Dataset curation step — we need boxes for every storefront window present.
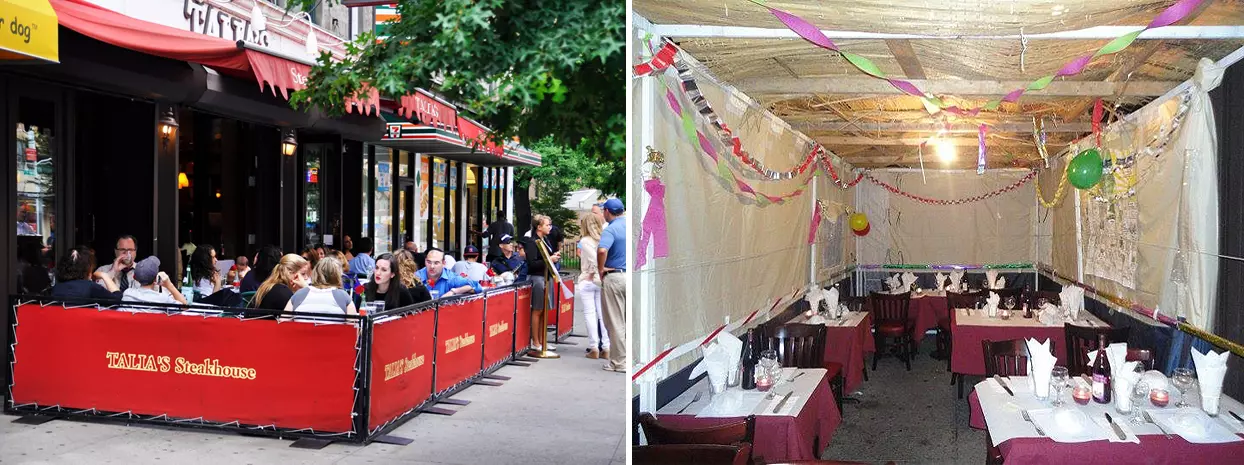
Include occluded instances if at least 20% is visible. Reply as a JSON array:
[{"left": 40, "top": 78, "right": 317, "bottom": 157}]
[
  {"left": 373, "top": 147, "right": 393, "bottom": 254},
  {"left": 361, "top": 144, "right": 372, "bottom": 244},
  {"left": 449, "top": 162, "right": 457, "bottom": 254},
  {"left": 418, "top": 155, "right": 429, "bottom": 251},
  {"left": 15, "top": 97, "right": 57, "bottom": 287},
  {"left": 432, "top": 158, "right": 446, "bottom": 249},
  {"left": 303, "top": 144, "right": 328, "bottom": 247}
]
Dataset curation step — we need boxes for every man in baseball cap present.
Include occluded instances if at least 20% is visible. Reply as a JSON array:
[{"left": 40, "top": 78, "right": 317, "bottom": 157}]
[
  {"left": 452, "top": 245, "right": 490, "bottom": 281},
  {"left": 490, "top": 234, "right": 527, "bottom": 280},
  {"left": 120, "top": 256, "right": 188, "bottom": 307},
  {"left": 597, "top": 198, "right": 627, "bottom": 372}
]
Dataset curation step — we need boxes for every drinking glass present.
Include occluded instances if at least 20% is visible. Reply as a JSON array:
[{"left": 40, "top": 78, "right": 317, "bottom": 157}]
[
  {"left": 1050, "top": 366, "right": 1069, "bottom": 407},
  {"left": 1172, "top": 367, "right": 1196, "bottom": 408},
  {"left": 1036, "top": 297, "right": 1049, "bottom": 309},
  {"left": 1003, "top": 296, "right": 1017, "bottom": 311},
  {"left": 1130, "top": 381, "right": 1151, "bottom": 424}
]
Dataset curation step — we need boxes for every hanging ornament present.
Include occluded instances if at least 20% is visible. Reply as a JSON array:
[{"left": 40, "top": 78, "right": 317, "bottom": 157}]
[
  {"left": 1068, "top": 148, "right": 1105, "bottom": 189},
  {"left": 853, "top": 223, "right": 871, "bottom": 237},
  {"left": 1033, "top": 116, "right": 1050, "bottom": 169},
  {"left": 849, "top": 213, "right": 869, "bottom": 232},
  {"left": 977, "top": 124, "right": 987, "bottom": 174}
]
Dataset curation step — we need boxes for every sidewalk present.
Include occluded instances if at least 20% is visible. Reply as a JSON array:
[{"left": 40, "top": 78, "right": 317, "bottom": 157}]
[{"left": 0, "top": 337, "right": 625, "bottom": 465}]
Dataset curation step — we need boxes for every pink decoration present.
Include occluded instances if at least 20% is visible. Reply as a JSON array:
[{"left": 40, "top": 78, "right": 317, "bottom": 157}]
[
  {"left": 636, "top": 178, "right": 669, "bottom": 270},
  {"left": 808, "top": 202, "right": 823, "bottom": 244}
]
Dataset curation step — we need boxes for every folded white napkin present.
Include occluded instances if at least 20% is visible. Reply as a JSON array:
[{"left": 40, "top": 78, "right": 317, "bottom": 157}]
[
  {"left": 934, "top": 272, "right": 946, "bottom": 291},
  {"left": 986, "top": 292, "right": 1001, "bottom": 317},
  {"left": 995, "top": 276, "right": 1006, "bottom": 289},
  {"left": 804, "top": 284, "right": 824, "bottom": 315},
  {"left": 807, "top": 314, "right": 828, "bottom": 325},
  {"left": 1112, "top": 361, "right": 1142, "bottom": 411},
  {"left": 1060, "top": 285, "right": 1085, "bottom": 320},
  {"left": 950, "top": 271, "right": 965, "bottom": 290},
  {"left": 691, "top": 332, "right": 743, "bottom": 390},
  {"left": 886, "top": 274, "right": 902, "bottom": 291},
  {"left": 1025, "top": 338, "right": 1057, "bottom": 398},
  {"left": 1085, "top": 342, "right": 1129, "bottom": 379},
  {"left": 1192, "top": 348, "right": 1230, "bottom": 414},
  {"left": 1141, "top": 370, "right": 1169, "bottom": 391},
  {"left": 901, "top": 272, "right": 918, "bottom": 291},
  {"left": 986, "top": 270, "right": 999, "bottom": 289},
  {"left": 827, "top": 286, "right": 839, "bottom": 314}
]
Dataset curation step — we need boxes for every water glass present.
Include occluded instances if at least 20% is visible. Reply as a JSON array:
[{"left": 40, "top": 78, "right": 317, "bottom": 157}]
[
  {"left": 1172, "top": 368, "right": 1196, "bottom": 408},
  {"left": 1003, "top": 296, "right": 1017, "bottom": 311},
  {"left": 1130, "top": 382, "right": 1150, "bottom": 424},
  {"left": 1049, "top": 366, "right": 1069, "bottom": 407}
]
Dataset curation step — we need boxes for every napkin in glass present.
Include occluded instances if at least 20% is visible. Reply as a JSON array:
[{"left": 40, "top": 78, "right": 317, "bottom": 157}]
[
  {"left": 1025, "top": 338, "right": 1057, "bottom": 397},
  {"left": 934, "top": 272, "right": 946, "bottom": 291},
  {"left": 804, "top": 283, "right": 824, "bottom": 315},
  {"left": 1059, "top": 285, "right": 1085, "bottom": 320},
  {"left": 826, "top": 286, "right": 839, "bottom": 313},
  {"left": 950, "top": 270, "right": 965, "bottom": 290},
  {"left": 1038, "top": 302, "right": 1062, "bottom": 326},
  {"left": 901, "top": 272, "right": 918, "bottom": 291},
  {"left": 995, "top": 276, "right": 1006, "bottom": 289},
  {"left": 985, "top": 270, "right": 999, "bottom": 289},
  {"left": 691, "top": 332, "right": 742, "bottom": 391},
  {"left": 1111, "top": 361, "right": 1142, "bottom": 411},
  {"left": 1192, "top": 348, "right": 1230, "bottom": 415},
  {"left": 986, "top": 291, "right": 1000, "bottom": 317},
  {"left": 886, "top": 274, "right": 902, "bottom": 291}
]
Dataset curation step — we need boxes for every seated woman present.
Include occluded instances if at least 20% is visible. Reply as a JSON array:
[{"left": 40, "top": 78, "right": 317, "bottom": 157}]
[
  {"left": 364, "top": 253, "right": 428, "bottom": 311},
  {"left": 284, "top": 256, "right": 357, "bottom": 321},
  {"left": 50, "top": 246, "right": 121, "bottom": 301},
  {"left": 240, "top": 245, "right": 282, "bottom": 293},
  {"left": 190, "top": 244, "right": 223, "bottom": 298},
  {"left": 392, "top": 249, "right": 433, "bottom": 303},
  {"left": 250, "top": 254, "right": 310, "bottom": 313}
]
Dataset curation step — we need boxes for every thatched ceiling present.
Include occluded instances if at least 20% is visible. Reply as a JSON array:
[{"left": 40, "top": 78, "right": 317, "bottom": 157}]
[{"left": 636, "top": 0, "right": 1244, "bottom": 168}]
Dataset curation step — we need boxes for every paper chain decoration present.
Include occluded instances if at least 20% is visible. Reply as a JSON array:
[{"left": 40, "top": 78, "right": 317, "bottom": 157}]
[
  {"left": 864, "top": 170, "right": 1038, "bottom": 206},
  {"left": 747, "top": 0, "right": 1204, "bottom": 116}
]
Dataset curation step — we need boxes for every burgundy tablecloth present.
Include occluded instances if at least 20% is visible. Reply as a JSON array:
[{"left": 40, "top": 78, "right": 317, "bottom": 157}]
[
  {"left": 867, "top": 295, "right": 948, "bottom": 342},
  {"left": 825, "top": 313, "right": 875, "bottom": 393},
  {"left": 656, "top": 373, "right": 842, "bottom": 462},
  {"left": 950, "top": 311, "right": 1072, "bottom": 376},
  {"left": 968, "top": 390, "right": 1244, "bottom": 464}
]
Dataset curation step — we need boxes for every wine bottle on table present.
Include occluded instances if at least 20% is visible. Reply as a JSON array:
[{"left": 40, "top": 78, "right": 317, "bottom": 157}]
[
  {"left": 740, "top": 329, "right": 757, "bottom": 390},
  {"left": 1091, "top": 334, "right": 1112, "bottom": 403}
]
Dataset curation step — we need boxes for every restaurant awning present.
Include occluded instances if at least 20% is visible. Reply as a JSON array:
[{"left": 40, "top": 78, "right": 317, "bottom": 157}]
[
  {"left": 0, "top": 0, "right": 58, "bottom": 63},
  {"left": 377, "top": 110, "right": 542, "bottom": 167}
]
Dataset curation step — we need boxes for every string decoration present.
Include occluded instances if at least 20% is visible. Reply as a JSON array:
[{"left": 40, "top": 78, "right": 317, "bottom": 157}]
[{"left": 865, "top": 170, "right": 1038, "bottom": 206}]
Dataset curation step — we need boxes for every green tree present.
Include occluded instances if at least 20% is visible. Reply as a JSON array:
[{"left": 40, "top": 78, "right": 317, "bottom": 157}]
[
  {"left": 516, "top": 137, "right": 614, "bottom": 237},
  {"left": 289, "top": 0, "right": 625, "bottom": 195}
]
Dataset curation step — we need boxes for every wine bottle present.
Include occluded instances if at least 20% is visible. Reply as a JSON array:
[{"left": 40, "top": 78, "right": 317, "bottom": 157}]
[
  {"left": 1091, "top": 334, "right": 1112, "bottom": 403},
  {"left": 740, "top": 329, "right": 757, "bottom": 390}
]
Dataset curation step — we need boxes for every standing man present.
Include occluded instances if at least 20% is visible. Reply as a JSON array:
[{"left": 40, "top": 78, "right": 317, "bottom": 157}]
[
  {"left": 416, "top": 248, "right": 481, "bottom": 299},
  {"left": 591, "top": 203, "right": 605, "bottom": 221},
  {"left": 483, "top": 209, "right": 514, "bottom": 262},
  {"left": 597, "top": 199, "right": 627, "bottom": 373},
  {"left": 96, "top": 235, "right": 140, "bottom": 291}
]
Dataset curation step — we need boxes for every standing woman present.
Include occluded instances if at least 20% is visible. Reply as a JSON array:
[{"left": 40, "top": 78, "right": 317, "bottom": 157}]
[
  {"left": 521, "top": 214, "right": 561, "bottom": 352},
  {"left": 251, "top": 254, "right": 310, "bottom": 312},
  {"left": 364, "top": 253, "right": 422, "bottom": 309},
  {"left": 190, "top": 244, "right": 222, "bottom": 298},
  {"left": 577, "top": 214, "right": 609, "bottom": 359},
  {"left": 392, "top": 249, "right": 433, "bottom": 303}
]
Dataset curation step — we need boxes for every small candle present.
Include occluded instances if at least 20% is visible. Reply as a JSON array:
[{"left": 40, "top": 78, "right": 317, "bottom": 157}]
[
  {"left": 1072, "top": 386, "right": 1092, "bottom": 405},
  {"left": 805, "top": 310, "right": 816, "bottom": 318},
  {"left": 1150, "top": 389, "right": 1170, "bottom": 408},
  {"left": 756, "top": 378, "right": 773, "bottom": 392}
]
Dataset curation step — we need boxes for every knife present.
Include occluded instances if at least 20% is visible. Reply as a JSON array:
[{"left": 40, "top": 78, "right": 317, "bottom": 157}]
[
  {"left": 772, "top": 391, "right": 794, "bottom": 414},
  {"left": 993, "top": 375, "right": 1014, "bottom": 396},
  {"left": 1104, "top": 413, "right": 1127, "bottom": 441},
  {"left": 1231, "top": 410, "right": 1244, "bottom": 424}
]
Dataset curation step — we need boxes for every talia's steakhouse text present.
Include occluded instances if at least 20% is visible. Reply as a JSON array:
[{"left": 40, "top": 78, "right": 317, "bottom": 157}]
[{"left": 105, "top": 351, "right": 257, "bottom": 380}]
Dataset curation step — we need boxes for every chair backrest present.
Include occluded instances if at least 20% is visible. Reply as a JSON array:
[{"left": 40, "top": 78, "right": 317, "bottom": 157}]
[
  {"left": 762, "top": 324, "right": 827, "bottom": 370},
  {"left": 981, "top": 339, "right": 1051, "bottom": 377},
  {"left": 1063, "top": 324, "right": 1130, "bottom": 376},
  {"left": 868, "top": 292, "right": 911, "bottom": 324},
  {"left": 240, "top": 291, "right": 257, "bottom": 307},
  {"left": 840, "top": 295, "right": 865, "bottom": 312},
  {"left": 638, "top": 413, "right": 756, "bottom": 445},
  {"left": 1127, "top": 348, "right": 1155, "bottom": 371},
  {"left": 633, "top": 443, "right": 751, "bottom": 465},
  {"left": 946, "top": 290, "right": 987, "bottom": 310}
]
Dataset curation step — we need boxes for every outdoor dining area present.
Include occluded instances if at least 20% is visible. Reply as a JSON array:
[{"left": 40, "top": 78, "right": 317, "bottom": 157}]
[{"left": 632, "top": 0, "right": 1244, "bottom": 463}]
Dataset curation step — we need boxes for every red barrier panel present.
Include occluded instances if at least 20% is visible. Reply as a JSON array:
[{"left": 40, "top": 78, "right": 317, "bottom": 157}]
[
  {"left": 483, "top": 289, "right": 516, "bottom": 367},
  {"left": 434, "top": 298, "right": 485, "bottom": 392},
  {"left": 558, "top": 278, "right": 575, "bottom": 340},
  {"left": 368, "top": 310, "right": 435, "bottom": 431},
  {"left": 515, "top": 286, "right": 533, "bottom": 353},
  {"left": 10, "top": 304, "right": 358, "bottom": 433}
]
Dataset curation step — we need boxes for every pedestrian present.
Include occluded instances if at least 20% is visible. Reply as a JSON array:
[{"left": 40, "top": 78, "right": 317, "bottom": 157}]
[
  {"left": 483, "top": 209, "right": 514, "bottom": 261},
  {"left": 521, "top": 214, "right": 561, "bottom": 352},
  {"left": 577, "top": 214, "right": 609, "bottom": 359},
  {"left": 597, "top": 198, "right": 627, "bottom": 372}
]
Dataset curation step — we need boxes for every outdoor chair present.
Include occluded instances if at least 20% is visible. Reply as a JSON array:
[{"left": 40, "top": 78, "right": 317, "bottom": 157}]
[
  {"left": 762, "top": 324, "right": 845, "bottom": 417},
  {"left": 868, "top": 292, "right": 913, "bottom": 371},
  {"left": 981, "top": 339, "right": 1056, "bottom": 378},
  {"left": 1127, "top": 348, "right": 1156, "bottom": 371},
  {"left": 945, "top": 290, "right": 986, "bottom": 397},
  {"left": 634, "top": 443, "right": 752, "bottom": 465},
  {"left": 1063, "top": 324, "right": 1130, "bottom": 376},
  {"left": 638, "top": 413, "right": 756, "bottom": 446}
]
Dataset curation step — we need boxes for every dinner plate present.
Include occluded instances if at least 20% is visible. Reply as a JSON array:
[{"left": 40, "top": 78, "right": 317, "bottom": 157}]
[
  {"left": 1028, "top": 407, "right": 1107, "bottom": 443},
  {"left": 1150, "top": 410, "right": 1243, "bottom": 443}
]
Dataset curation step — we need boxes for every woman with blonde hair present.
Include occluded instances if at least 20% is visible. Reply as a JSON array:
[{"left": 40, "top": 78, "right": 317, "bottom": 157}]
[
  {"left": 391, "top": 249, "right": 433, "bottom": 303},
  {"left": 577, "top": 214, "right": 609, "bottom": 359},
  {"left": 251, "top": 254, "right": 310, "bottom": 311},
  {"left": 285, "top": 256, "right": 356, "bottom": 318}
]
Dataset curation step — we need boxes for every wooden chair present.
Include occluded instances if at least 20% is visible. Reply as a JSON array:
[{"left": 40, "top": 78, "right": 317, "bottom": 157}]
[
  {"left": 1127, "top": 348, "right": 1155, "bottom": 371},
  {"left": 945, "top": 290, "right": 986, "bottom": 397},
  {"left": 634, "top": 443, "right": 752, "bottom": 465},
  {"left": 869, "top": 292, "right": 913, "bottom": 371},
  {"left": 638, "top": 413, "right": 756, "bottom": 446},
  {"left": 1063, "top": 324, "right": 1130, "bottom": 377},
  {"left": 980, "top": 339, "right": 1056, "bottom": 378},
  {"left": 762, "top": 324, "right": 845, "bottom": 417}
]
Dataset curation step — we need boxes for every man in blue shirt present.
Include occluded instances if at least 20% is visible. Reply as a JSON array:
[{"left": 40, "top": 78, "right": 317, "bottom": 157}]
[
  {"left": 417, "top": 248, "right": 481, "bottom": 299},
  {"left": 597, "top": 198, "right": 627, "bottom": 373},
  {"left": 489, "top": 234, "right": 527, "bottom": 280},
  {"left": 347, "top": 237, "right": 376, "bottom": 277}
]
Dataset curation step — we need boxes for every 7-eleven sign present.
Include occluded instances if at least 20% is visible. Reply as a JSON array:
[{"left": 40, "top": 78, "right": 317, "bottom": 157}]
[{"left": 375, "top": 4, "right": 399, "bottom": 42}]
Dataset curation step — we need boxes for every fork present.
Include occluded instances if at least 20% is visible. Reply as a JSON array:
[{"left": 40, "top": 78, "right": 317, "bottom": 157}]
[
  {"left": 676, "top": 392, "right": 702, "bottom": 414},
  {"left": 1021, "top": 410, "right": 1046, "bottom": 436},
  {"left": 1143, "top": 410, "right": 1173, "bottom": 439}
]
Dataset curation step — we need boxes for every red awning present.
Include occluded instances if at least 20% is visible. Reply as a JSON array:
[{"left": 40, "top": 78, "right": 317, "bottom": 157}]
[
  {"left": 50, "top": 0, "right": 373, "bottom": 114},
  {"left": 398, "top": 90, "right": 457, "bottom": 131},
  {"left": 456, "top": 116, "right": 504, "bottom": 156}
]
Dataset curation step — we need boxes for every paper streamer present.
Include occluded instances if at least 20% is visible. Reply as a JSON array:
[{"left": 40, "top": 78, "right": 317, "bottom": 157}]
[
  {"left": 1093, "top": 98, "right": 1105, "bottom": 147},
  {"left": 977, "top": 124, "right": 987, "bottom": 174},
  {"left": 633, "top": 42, "right": 678, "bottom": 76},
  {"left": 807, "top": 201, "right": 823, "bottom": 244},
  {"left": 637, "top": 178, "right": 669, "bottom": 269},
  {"left": 748, "top": 0, "right": 1204, "bottom": 115}
]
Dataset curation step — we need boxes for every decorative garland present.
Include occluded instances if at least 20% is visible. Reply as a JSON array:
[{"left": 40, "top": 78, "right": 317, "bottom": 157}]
[
  {"left": 815, "top": 146, "right": 865, "bottom": 188},
  {"left": 864, "top": 170, "right": 1038, "bottom": 206},
  {"left": 1036, "top": 168, "right": 1072, "bottom": 208},
  {"left": 747, "top": 0, "right": 1204, "bottom": 116},
  {"left": 858, "top": 263, "right": 1034, "bottom": 270}
]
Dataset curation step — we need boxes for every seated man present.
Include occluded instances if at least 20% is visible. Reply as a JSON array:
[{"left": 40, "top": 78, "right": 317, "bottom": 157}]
[
  {"left": 452, "top": 245, "right": 490, "bottom": 281},
  {"left": 417, "top": 248, "right": 481, "bottom": 299},
  {"left": 489, "top": 234, "right": 526, "bottom": 280},
  {"left": 122, "top": 256, "right": 188, "bottom": 311}
]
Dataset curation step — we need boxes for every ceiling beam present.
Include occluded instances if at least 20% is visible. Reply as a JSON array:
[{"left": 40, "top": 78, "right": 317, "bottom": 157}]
[
  {"left": 737, "top": 77, "right": 1180, "bottom": 97},
  {"left": 652, "top": 24, "right": 1244, "bottom": 40},
  {"left": 885, "top": 40, "right": 926, "bottom": 79},
  {"left": 818, "top": 136, "right": 1071, "bottom": 147},
  {"left": 794, "top": 121, "right": 1092, "bottom": 133}
]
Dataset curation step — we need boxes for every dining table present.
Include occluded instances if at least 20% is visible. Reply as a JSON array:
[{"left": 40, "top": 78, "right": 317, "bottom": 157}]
[
  {"left": 788, "top": 311, "right": 875, "bottom": 394},
  {"left": 969, "top": 376, "right": 1244, "bottom": 464},
  {"left": 951, "top": 308, "right": 1108, "bottom": 376},
  {"left": 654, "top": 367, "right": 842, "bottom": 462}
]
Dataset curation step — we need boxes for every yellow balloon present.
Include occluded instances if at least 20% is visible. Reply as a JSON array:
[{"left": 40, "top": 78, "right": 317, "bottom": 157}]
[{"left": 849, "top": 213, "right": 869, "bottom": 232}]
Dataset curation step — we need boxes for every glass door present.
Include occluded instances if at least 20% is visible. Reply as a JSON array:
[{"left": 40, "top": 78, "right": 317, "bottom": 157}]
[
  {"left": 302, "top": 143, "right": 330, "bottom": 248},
  {"left": 11, "top": 84, "right": 62, "bottom": 292}
]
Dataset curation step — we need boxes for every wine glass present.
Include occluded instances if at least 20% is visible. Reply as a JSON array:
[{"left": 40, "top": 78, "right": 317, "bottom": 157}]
[
  {"left": 1003, "top": 296, "right": 1017, "bottom": 311},
  {"left": 1036, "top": 297, "right": 1049, "bottom": 309},
  {"left": 1130, "top": 381, "right": 1151, "bottom": 424},
  {"left": 1050, "top": 366, "right": 1070, "bottom": 407},
  {"left": 1172, "top": 367, "right": 1196, "bottom": 408}
]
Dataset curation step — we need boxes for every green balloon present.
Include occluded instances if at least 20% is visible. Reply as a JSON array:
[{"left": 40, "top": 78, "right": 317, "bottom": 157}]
[{"left": 1067, "top": 148, "right": 1104, "bottom": 189}]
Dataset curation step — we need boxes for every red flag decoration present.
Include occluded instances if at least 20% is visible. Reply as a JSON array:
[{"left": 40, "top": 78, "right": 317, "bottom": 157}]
[
  {"left": 807, "top": 201, "right": 823, "bottom": 244},
  {"left": 633, "top": 42, "right": 678, "bottom": 76},
  {"left": 977, "top": 124, "right": 987, "bottom": 175},
  {"left": 1093, "top": 98, "right": 1105, "bottom": 147}
]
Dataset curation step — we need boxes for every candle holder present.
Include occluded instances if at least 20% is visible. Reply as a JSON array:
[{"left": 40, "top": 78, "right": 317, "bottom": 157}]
[
  {"left": 1072, "top": 385, "right": 1092, "bottom": 405},
  {"left": 1150, "top": 389, "right": 1170, "bottom": 408},
  {"left": 756, "top": 377, "right": 773, "bottom": 392}
]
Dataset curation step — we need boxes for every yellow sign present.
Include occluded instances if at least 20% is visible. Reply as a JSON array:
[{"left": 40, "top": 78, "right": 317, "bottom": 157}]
[
  {"left": 0, "top": 0, "right": 58, "bottom": 63},
  {"left": 383, "top": 352, "right": 425, "bottom": 381}
]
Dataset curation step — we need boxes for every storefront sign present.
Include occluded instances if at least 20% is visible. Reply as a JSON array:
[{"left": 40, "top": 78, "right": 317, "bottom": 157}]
[
  {"left": 183, "top": 0, "right": 269, "bottom": 47},
  {"left": 10, "top": 304, "right": 359, "bottom": 433},
  {"left": 377, "top": 162, "right": 391, "bottom": 192},
  {"left": 483, "top": 289, "right": 516, "bottom": 367},
  {"left": 368, "top": 310, "right": 434, "bottom": 431},
  {"left": 398, "top": 91, "right": 457, "bottom": 130},
  {"left": 434, "top": 298, "right": 485, "bottom": 393},
  {"left": 0, "top": 0, "right": 58, "bottom": 63}
]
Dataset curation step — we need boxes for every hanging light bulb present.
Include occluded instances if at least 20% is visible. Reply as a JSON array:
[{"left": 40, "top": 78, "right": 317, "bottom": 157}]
[
  {"left": 250, "top": 5, "right": 267, "bottom": 33},
  {"left": 305, "top": 24, "right": 318, "bottom": 57},
  {"left": 936, "top": 139, "right": 957, "bottom": 163}
]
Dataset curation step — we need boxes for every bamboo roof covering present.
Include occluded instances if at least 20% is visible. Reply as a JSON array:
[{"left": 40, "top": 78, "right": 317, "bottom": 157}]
[{"left": 636, "top": 0, "right": 1244, "bottom": 168}]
